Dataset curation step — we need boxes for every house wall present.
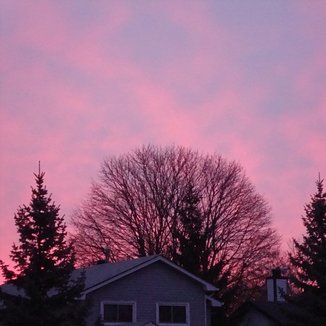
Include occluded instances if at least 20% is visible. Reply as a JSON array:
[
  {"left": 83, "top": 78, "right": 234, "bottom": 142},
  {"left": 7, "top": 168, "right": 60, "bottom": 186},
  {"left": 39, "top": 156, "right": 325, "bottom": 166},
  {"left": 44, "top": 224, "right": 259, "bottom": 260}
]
[{"left": 85, "top": 261, "right": 207, "bottom": 326}]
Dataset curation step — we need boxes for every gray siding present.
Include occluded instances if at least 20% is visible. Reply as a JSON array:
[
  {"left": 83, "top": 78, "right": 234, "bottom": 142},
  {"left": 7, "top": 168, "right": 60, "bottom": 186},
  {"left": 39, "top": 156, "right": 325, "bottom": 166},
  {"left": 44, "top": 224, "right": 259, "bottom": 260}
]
[{"left": 85, "top": 261, "right": 207, "bottom": 326}]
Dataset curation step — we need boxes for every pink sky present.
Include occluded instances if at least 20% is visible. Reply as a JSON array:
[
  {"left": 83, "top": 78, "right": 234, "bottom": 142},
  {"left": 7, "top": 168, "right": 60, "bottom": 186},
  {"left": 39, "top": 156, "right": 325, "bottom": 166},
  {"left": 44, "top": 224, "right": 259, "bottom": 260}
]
[{"left": 1, "top": 1, "right": 325, "bottom": 279}]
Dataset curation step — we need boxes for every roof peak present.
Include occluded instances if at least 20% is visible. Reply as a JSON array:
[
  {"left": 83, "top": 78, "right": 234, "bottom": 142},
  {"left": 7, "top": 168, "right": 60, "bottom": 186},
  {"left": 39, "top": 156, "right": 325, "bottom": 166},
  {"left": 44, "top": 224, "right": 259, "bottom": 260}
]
[{"left": 77, "top": 255, "right": 218, "bottom": 298}]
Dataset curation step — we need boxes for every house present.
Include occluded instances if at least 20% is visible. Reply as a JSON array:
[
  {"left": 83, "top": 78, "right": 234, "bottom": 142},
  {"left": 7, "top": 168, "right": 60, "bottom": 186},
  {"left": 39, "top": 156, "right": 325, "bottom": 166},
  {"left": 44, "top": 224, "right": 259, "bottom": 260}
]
[
  {"left": 231, "top": 301, "right": 289, "bottom": 326},
  {"left": 230, "top": 268, "right": 290, "bottom": 326},
  {"left": 76, "top": 255, "right": 222, "bottom": 326},
  {"left": 0, "top": 255, "right": 221, "bottom": 325}
]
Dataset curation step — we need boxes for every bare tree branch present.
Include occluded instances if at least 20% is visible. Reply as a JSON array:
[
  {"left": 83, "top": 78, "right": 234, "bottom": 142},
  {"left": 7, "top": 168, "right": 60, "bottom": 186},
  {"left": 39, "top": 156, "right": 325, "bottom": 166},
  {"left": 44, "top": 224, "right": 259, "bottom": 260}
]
[{"left": 70, "top": 145, "right": 280, "bottom": 313}]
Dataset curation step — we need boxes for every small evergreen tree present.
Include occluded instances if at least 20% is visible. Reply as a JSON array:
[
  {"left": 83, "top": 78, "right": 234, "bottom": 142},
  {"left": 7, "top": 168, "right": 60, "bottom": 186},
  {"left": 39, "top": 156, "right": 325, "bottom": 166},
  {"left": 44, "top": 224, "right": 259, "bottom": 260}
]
[
  {"left": 288, "top": 175, "right": 326, "bottom": 325},
  {"left": 172, "top": 184, "right": 227, "bottom": 324},
  {"left": 0, "top": 167, "right": 86, "bottom": 326},
  {"left": 173, "top": 183, "right": 206, "bottom": 275}
]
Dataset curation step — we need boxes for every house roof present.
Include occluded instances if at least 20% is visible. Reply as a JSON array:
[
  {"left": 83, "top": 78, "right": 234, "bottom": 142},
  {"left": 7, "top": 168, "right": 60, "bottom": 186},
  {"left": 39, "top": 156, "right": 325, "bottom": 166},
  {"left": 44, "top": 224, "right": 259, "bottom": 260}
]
[
  {"left": 231, "top": 300, "right": 291, "bottom": 326},
  {"left": 250, "top": 301, "right": 289, "bottom": 325},
  {"left": 75, "top": 255, "right": 218, "bottom": 298},
  {"left": 1, "top": 255, "right": 220, "bottom": 303},
  {"left": 0, "top": 283, "right": 26, "bottom": 298}
]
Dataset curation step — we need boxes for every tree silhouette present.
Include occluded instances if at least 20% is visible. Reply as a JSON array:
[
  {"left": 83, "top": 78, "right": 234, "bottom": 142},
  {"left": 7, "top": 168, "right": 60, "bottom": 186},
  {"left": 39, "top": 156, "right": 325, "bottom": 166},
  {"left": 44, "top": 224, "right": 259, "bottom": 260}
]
[
  {"left": 289, "top": 175, "right": 326, "bottom": 325},
  {"left": 72, "top": 145, "right": 280, "bottom": 314},
  {"left": 171, "top": 183, "right": 206, "bottom": 276},
  {"left": 0, "top": 167, "right": 86, "bottom": 326}
]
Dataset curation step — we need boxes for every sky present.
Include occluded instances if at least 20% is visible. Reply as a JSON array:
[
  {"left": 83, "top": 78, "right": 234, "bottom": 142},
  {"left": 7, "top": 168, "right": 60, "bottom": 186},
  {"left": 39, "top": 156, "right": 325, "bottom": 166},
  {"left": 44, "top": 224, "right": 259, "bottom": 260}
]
[{"left": 0, "top": 0, "right": 325, "bottom": 275}]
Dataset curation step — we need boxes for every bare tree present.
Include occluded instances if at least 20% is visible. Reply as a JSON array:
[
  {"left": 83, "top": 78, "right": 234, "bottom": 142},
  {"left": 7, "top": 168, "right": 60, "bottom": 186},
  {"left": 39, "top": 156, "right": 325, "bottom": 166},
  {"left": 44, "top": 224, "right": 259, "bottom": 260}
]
[{"left": 71, "top": 145, "right": 280, "bottom": 313}]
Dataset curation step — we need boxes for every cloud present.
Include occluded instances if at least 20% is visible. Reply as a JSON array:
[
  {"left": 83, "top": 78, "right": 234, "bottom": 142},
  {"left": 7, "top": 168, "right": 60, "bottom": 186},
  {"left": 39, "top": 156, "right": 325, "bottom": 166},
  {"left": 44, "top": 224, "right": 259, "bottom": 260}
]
[{"left": 1, "top": 0, "right": 325, "bottom": 281}]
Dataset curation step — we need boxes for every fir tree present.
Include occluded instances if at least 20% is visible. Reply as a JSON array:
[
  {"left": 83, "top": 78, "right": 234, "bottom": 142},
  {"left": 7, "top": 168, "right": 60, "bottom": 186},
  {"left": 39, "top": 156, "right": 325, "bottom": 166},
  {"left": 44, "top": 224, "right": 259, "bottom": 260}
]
[
  {"left": 172, "top": 184, "right": 227, "bottom": 324},
  {"left": 173, "top": 183, "right": 206, "bottom": 276},
  {"left": 288, "top": 175, "right": 326, "bottom": 325},
  {"left": 0, "top": 167, "right": 86, "bottom": 326}
]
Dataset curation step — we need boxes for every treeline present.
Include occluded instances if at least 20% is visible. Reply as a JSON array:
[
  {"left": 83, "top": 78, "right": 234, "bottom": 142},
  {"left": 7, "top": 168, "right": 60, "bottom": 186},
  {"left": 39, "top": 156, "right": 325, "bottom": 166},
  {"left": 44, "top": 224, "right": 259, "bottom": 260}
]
[{"left": 0, "top": 145, "right": 325, "bottom": 325}]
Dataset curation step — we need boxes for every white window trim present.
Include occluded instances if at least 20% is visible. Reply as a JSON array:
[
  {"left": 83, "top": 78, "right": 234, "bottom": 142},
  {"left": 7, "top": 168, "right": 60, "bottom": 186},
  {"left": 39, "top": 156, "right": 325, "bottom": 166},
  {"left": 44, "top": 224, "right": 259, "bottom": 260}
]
[
  {"left": 100, "top": 300, "right": 136, "bottom": 325},
  {"left": 156, "top": 302, "right": 190, "bottom": 326}
]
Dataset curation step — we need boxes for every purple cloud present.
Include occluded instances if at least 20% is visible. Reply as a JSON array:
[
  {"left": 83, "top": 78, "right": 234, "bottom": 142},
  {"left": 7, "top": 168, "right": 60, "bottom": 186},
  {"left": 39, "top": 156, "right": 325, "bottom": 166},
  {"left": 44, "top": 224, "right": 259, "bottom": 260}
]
[{"left": 1, "top": 0, "right": 325, "bottom": 282}]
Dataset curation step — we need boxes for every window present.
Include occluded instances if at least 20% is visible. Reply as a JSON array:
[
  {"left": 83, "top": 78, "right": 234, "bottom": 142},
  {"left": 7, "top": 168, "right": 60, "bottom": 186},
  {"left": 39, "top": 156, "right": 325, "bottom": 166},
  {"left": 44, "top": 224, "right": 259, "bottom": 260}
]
[
  {"left": 157, "top": 303, "right": 189, "bottom": 325},
  {"left": 101, "top": 301, "right": 135, "bottom": 324}
]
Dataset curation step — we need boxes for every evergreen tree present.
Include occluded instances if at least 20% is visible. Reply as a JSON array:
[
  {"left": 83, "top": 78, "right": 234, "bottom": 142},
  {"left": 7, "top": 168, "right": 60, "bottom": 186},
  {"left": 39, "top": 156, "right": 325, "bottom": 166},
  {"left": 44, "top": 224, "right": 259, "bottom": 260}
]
[
  {"left": 288, "top": 175, "right": 326, "bottom": 325},
  {"left": 172, "top": 184, "right": 205, "bottom": 275},
  {"left": 0, "top": 167, "right": 86, "bottom": 326},
  {"left": 172, "top": 184, "right": 227, "bottom": 324}
]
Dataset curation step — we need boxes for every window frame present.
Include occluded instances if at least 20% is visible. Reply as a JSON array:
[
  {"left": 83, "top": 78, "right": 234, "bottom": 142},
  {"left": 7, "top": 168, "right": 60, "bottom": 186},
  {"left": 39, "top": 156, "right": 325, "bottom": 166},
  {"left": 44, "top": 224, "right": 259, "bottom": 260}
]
[
  {"left": 156, "top": 302, "right": 190, "bottom": 326},
  {"left": 100, "top": 301, "right": 136, "bottom": 325}
]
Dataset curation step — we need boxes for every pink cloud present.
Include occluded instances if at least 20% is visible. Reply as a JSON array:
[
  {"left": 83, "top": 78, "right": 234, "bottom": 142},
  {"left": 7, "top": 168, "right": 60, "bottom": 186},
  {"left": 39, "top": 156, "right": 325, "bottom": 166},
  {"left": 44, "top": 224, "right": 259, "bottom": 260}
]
[{"left": 1, "top": 0, "right": 325, "bottom": 283}]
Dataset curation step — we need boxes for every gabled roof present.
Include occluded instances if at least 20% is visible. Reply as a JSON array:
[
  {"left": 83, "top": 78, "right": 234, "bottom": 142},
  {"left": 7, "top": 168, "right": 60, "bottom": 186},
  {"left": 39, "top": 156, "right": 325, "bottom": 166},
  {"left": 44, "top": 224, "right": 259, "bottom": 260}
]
[
  {"left": 232, "top": 300, "right": 291, "bottom": 325},
  {"left": 1, "top": 255, "right": 220, "bottom": 304},
  {"left": 75, "top": 255, "right": 218, "bottom": 299},
  {"left": 0, "top": 283, "right": 26, "bottom": 298},
  {"left": 250, "top": 301, "right": 289, "bottom": 325}
]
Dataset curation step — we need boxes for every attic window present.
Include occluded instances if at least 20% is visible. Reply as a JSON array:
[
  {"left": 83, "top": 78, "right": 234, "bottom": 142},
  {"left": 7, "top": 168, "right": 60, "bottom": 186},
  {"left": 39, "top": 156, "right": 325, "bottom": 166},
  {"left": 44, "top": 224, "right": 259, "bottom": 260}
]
[
  {"left": 101, "top": 301, "right": 135, "bottom": 323},
  {"left": 157, "top": 303, "right": 189, "bottom": 325}
]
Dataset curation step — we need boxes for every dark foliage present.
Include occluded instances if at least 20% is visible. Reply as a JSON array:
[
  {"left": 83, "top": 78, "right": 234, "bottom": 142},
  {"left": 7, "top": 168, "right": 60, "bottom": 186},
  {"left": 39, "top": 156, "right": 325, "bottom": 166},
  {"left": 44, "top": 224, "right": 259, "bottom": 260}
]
[
  {"left": 0, "top": 168, "right": 86, "bottom": 326},
  {"left": 170, "top": 183, "right": 206, "bottom": 276},
  {"left": 288, "top": 176, "right": 326, "bottom": 325}
]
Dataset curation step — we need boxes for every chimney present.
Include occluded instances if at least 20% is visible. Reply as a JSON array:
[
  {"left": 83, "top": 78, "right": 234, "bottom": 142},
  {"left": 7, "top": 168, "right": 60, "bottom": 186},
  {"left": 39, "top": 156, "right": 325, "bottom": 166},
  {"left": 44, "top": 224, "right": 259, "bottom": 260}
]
[{"left": 266, "top": 267, "right": 288, "bottom": 302}]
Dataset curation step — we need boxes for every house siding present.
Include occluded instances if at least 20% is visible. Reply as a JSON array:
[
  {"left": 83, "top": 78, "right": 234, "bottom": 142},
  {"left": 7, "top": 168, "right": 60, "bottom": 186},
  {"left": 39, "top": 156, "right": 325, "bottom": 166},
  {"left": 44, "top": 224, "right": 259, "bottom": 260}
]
[{"left": 85, "top": 261, "right": 207, "bottom": 326}]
